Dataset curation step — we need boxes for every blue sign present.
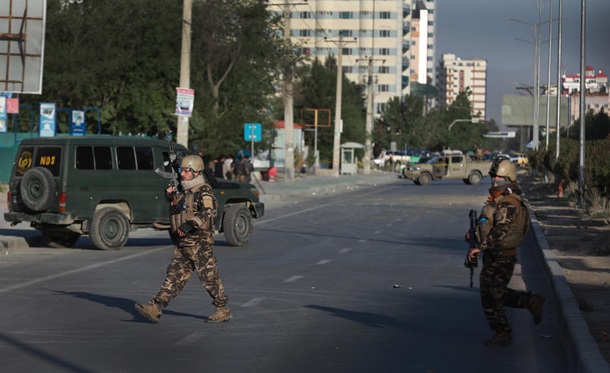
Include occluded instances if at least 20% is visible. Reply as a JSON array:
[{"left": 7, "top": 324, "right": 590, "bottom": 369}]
[
  {"left": 71, "top": 110, "right": 86, "bottom": 136},
  {"left": 39, "top": 103, "right": 57, "bottom": 137},
  {"left": 244, "top": 123, "right": 262, "bottom": 142}
]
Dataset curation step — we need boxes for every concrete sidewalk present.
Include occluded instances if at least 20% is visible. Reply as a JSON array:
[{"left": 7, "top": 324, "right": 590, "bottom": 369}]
[{"left": 254, "top": 169, "right": 399, "bottom": 206}]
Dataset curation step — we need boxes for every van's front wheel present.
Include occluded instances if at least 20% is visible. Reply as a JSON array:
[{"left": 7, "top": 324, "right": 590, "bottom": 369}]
[
  {"left": 223, "top": 205, "right": 252, "bottom": 246},
  {"left": 90, "top": 207, "right": 129, "bottom": 250}
]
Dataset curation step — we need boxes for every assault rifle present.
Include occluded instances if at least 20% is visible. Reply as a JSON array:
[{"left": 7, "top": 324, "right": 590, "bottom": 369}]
[
  {"left": 154, "top": 130, "right": 181, "bottom": 192},
  {"left": 464, "top": 209, "right": 479, "bottom": 287}
]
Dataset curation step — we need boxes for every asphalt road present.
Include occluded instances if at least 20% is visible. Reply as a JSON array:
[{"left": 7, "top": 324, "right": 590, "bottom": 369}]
[{"left": 0, "top": 179, "right": 571, "bottom": 373}]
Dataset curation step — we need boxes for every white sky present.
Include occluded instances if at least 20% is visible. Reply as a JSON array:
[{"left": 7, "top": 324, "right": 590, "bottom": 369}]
[{"left": 436, "top": 0, "right": 610, "bottom": 126}]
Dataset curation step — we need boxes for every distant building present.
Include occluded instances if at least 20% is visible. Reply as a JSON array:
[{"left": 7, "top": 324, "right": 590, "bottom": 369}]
[
  {"left": 561, "top": 66, "right": 609, "bottom": 123},
  {"left": 269, "top": 0, "right": 437, "bottom": 115},
  {"left": 436, "top": 53, "right": 487, "bottom": 119},
  {"left": 562, "top": 65, "right": 608, "bottom": 95}
]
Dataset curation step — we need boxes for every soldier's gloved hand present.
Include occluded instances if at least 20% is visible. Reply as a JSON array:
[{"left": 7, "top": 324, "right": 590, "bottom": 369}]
[{"left": 178, "top": 220, "right": 196, "bottom": 235}]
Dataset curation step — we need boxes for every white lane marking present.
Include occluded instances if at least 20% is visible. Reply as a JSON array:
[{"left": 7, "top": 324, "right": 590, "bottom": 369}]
[
  {"left": 284, "top": 275, "right": 303, "bottom": 283},
  {"left": 175, "top": 332, "right": 206, "bottom": 345},
  {"left": 358, "top": 239, "right": 367, "bottom": 243},
  {"left": 0, "top": 247, "right": 168, "bottom": 294},
  {"left": 241, "top": 297, "right": 266, "bottom": 308},
  {"left": 316, "top": 259, "right": 331, "bottom": 265},
  {"left": 339, "top": 248, "right": 352, "bottom": 254}
]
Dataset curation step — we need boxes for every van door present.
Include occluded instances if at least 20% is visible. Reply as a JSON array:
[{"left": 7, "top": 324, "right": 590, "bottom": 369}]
[{"left": 113, "top": 145, "right": 168, "bottom": 223}]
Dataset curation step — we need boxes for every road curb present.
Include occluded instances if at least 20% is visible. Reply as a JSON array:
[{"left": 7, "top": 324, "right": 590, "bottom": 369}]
[
  {"left": 530, "top": 211, "right": 610, "bottom": 373},
  {"left": 0, "top": 235, "right": 30, "bottom": 254}
]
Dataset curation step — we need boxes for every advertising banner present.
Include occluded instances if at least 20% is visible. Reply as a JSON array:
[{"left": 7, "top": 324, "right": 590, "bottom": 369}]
[
  {"left": 71, "top": 110, "right": 86, "bottom": 136},
  {"left": 175, "top": 88, "right": 195, "bottom": 117},
  {"left": 39, "top": 102, "right": 56, "bottom": 137}
]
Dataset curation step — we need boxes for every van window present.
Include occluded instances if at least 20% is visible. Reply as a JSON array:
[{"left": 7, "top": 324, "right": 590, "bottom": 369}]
[
  {"left": 117, "top": 146, "right": 154, "bottom": 170},
  {"left": 76, "top": 147, "right": 95, "bottom": 170},
  {"left": 162, "top": 152, "right": 173, "bottom": 172},
  {"left": 94, "top": 147, "right": 113, "bottom": 170},
  {"left": 76, "top": 146, "right": 113, "bottom": 170},
  {"left": 117, "top": 147, "right": 136, "bottom": 170},
  {"left": 135, "top": 147, "right": 154, "bottom": 170},
  {"left": 34, "top": 147, "right": 62, "bottom": 176}
]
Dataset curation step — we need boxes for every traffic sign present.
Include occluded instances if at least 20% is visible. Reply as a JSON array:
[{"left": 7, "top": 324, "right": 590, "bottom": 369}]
[{"left": 244, "top": 123, "right": 262, "bottom": 141}]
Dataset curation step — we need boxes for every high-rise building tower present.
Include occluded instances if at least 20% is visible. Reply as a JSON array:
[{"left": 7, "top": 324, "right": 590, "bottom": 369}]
[
  {"left": 437, "top": 53, "right": 487, "bottom": 118},
  {"left": 276, "top": 0, "right": 437, "bottom": 114}
]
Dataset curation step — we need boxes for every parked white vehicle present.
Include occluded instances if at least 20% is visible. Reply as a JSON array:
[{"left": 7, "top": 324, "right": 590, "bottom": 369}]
[{"left": 373, "top": 151, "right": 410, "bottom": 168}]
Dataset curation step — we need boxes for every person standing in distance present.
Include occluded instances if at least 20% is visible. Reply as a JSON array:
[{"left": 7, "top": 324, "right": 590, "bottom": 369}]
[
  {"left": 135, "top": 154, "right": 231, "bottom": 323},
  {"left": 467, "top": 159, "right": 544, "bottom": 346}
]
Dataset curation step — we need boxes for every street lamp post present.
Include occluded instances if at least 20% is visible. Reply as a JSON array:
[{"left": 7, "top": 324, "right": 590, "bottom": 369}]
[{"left": 448, "top": 118, "right": 481, "bottom": 131}]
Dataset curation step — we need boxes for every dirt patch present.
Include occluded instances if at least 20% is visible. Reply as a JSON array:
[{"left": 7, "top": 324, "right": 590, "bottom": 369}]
[{"left": 521, "top": 174, "right": 610, "bottom": 363}]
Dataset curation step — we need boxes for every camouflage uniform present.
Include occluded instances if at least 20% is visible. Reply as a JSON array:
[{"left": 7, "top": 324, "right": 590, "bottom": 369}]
[
  {"left": 153, "top": 178, "right": 229, "bottom": 309},
  {"left": 477, "top": 190, "right": 532, "bottom": 335}
]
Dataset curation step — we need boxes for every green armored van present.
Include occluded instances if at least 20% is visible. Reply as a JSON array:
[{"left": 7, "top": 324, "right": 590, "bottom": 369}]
[{"left": 4, "top": 136, "right": 264, "bottom": 250}]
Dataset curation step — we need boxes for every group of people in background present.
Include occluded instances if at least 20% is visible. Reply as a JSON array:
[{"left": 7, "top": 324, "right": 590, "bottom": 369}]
[{"left": 206, "top": 153, "right": 255, "bottom": 183}]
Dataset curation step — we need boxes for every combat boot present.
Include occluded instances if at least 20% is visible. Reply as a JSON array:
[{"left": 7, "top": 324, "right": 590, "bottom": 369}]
[
  {"left": 134, "top": 301, "right": 162, "bottom": 323},
  {"left": 484, "top": 331, "right": 512, "bottom": 346},
  {"left": 527, "top": 293, "right": 545, "bottom": 325},
  {"left": 206, "top": 306, "right": 232, "bottom": 323}
]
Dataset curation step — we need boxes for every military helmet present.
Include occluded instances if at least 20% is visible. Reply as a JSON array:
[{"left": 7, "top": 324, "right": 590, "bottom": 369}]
[
  {"left": 489, "top": 159, "right": 517, "bottom": 182},
  {"left": 180, "top": 155, "right": 204, "bottom": 172}
]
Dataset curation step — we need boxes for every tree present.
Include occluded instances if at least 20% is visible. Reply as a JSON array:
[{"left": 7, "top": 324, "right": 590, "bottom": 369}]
[{"left": 292, "top": 57, "right": 366, "bottom": 164}]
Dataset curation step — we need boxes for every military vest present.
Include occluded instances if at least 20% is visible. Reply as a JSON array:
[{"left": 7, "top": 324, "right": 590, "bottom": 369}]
[
  {"left": 170, "top": 183, "right": 217, "bottom": 234},
  {"left": 477, "top": 194, "right": 530, "bottom": 249}
]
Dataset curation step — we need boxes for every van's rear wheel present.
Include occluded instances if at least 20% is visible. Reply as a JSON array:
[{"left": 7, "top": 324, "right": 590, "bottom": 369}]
[
  {"left": 20, "top": 167, "right": 56, "bottom": 212},
  {"left": 223, "top": 205, "right": 252, "bottom": 246},
  {"left": 90, "top": 207, "right": 129, "bottom": 250},
  {"left": 42, "top": 229, "right": 81, "bottom": 248}
]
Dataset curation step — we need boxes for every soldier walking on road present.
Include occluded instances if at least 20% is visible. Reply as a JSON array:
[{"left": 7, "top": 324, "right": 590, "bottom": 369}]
[
  {"left": 135, "top": 155, "right": 231, "bottom": 323},
  {"left": 467, "top": 159, "right": 544, "bottom": 346}
]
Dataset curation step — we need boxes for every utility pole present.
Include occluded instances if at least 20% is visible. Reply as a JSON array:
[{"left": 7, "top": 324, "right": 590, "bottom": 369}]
[
  {"left": 364, "top": 57, "right": 374, "bottom": 175},
  {"left": 325, "top": 33, "right": 357, "bottom": 177},
  {"left": 545, "top": 0, "right": 553, "bottom": 149},
  {"left": 282, "top": 3, "right": 295, "bottom": 183},
  {"left": 578, "top": 0, "right": 586, "bottom": 207},
  {"left": 555, "top": 0, "right": 563, "bottom": 160},
  {"left": 176, "top": 0, "right": 192, "bottom": 147}
]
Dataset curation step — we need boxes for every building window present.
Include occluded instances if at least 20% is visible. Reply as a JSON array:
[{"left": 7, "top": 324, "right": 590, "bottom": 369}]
[
  {"left": 380, "top": 48, "right": 390, "bottom": 55},
  {"left": 342, "top": 48, "right": 352, "bottom": 55},
  {"left": 379, "top": 85, "right": 389, "bottom": 92},
  {"left": 379, "top": 30, "right": 391, "bottom": 37},
  {"left": 379, "top": 11, "right": 391, "bottom": 19},
  {"left": 300, "top": 12, "right": 311, "bottom": 19},
  {"left": 340, "top": 12, "right": 353, "bottom": 19},
  {"left": 299, "top": 30, "right": 311, "bottom": 37},
  {"left": 379, "top": 66, "right": 390, "bottom": 73}
]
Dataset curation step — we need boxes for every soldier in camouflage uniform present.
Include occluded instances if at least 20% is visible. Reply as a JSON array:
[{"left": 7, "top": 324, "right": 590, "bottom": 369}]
[
  {"left": 135, "top": 155, "right": 231, "bottom": 323},
  {"left": 467, "top": 159, "right": 544, "bottom": 346}
]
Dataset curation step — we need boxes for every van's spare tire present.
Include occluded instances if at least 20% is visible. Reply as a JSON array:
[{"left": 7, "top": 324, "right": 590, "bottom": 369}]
[{"left": 20, "top": 167, "right": 56, "bottom": 212}]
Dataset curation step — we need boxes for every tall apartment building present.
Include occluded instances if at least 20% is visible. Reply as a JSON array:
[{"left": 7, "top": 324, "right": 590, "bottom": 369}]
[
  {"left": 274, "top": 0, "right": 437, "bottom": 114},
  {"left": 437, "top": 53, "right": 487, "bottom": 119}
]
